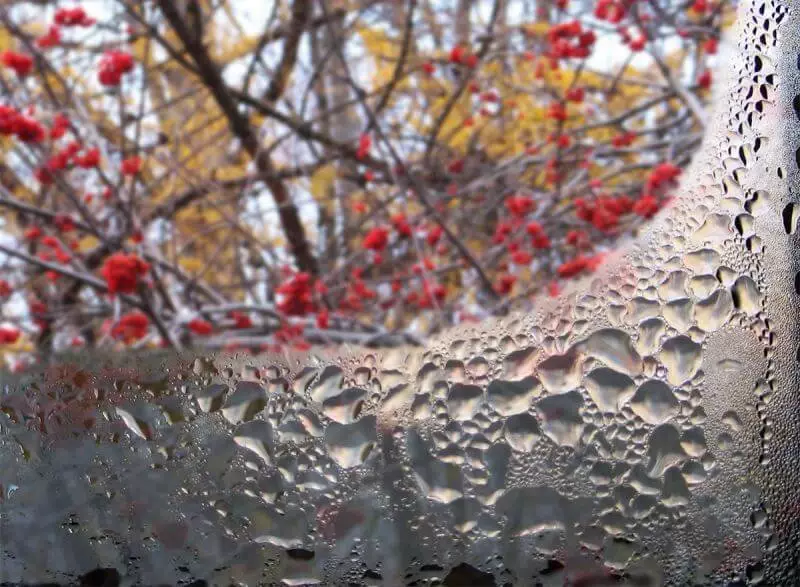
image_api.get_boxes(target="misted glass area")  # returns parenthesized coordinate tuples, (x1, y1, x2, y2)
(0, 0, 799, 585)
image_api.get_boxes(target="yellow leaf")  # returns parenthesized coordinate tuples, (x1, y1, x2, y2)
(77, 236, 100, 253)
(199, 209, 223, 225)
(0, 28, 12, 53)
(4, 336, 31, 353)
(310, 164, 338, 204)
(406, 201, 423, 216)
(180, 257, 203, 273)
(522, 22, 551, 37)
(721, 6, 737, 29)
(358, 26, 400, 87)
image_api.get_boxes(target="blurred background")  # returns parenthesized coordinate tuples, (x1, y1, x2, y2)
(0, 0, 733, 368)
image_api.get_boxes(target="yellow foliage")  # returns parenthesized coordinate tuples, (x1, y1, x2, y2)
(269, 236, 287, 249)
(309, 164, 338, 208)
(586, 126, 617, 144)
(406, 201, 423, 216)
(358, 26, 400, 88)
(0, 27, 11, 53)
(179, 257, 204, 273)
(721, 6, 737, 29)
(212, 35, 260, 66)
(76, 236, 100, 253)
(200, 209, 224, 225)
(522, 22, 551, 38)
(426, 92, 473, 153)
(1, 334, 32, 353)
(481, 124, 514, 159)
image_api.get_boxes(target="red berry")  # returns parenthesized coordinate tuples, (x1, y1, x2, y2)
(0, 51, 33, 76)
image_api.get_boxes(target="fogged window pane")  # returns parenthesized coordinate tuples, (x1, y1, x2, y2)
(2, 0, 800, 585)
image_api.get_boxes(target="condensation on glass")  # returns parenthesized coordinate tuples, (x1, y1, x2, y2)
(2, 0, 800, 585)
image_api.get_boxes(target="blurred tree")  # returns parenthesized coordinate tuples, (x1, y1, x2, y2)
(0, 0, 733, 367)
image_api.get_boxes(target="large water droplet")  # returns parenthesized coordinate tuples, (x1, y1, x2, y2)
(629, 380, 680, 425)
(322, 387, 366, 424)
(694, 289, 734, 332)
(731, 275, 762, 315)
(660, 336, 703, 385)
(221, 381, 266, 425)
(447, 383, 484, 420)
(486, 377, 540, 416)
(584, 368, 636, 412)
(233, 420, 274, 466)
(581, 329, 642, 375)
(537, 391, 585, 448)
(497, 486, 570, 538)
(324, 415, 377, 469)
(408, 429, 464, 504)
(537, 350, 582, 394)
(503, 413, 541, 452)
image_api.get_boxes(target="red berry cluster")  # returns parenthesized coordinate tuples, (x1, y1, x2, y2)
(611, 131, 637, 148)
(230, 311, 253, 329)
(575, 195, 634, 232)
(54, 6, 95, 27)
(37, 26, 62, 49)
(356, 133, 371, 160)
(271, 322, 310, 351)
(0, 51, 33, 76)
(633, 195, 660, 218)
(547, 102, 567, 122)
(120, 155, 142, 175)
(0, 105, 46, 143)
(101, 253, 150, 295)
(111, 311, 149, 343)
(37, 232, 73, 270)
(594, 0, 630, 23)
(187, 318, 213, 336)
(526, 221, 552, 249)
(276, 271, 317, 316)
(449, 45, 480, 68)
(50, 113, 70, 139)
(557, 253, 604, 278)
(362, 226, 390, 252)
(45, 140, 82, 173)
(505, 194, 535, 217)
(644, 162, 681, 196)
(74, 147, 101, 168)
(547, 20, 597, 60)
(98, 50, 135, 86)
(0, 325, 21, 345)
(338, 268, 376, 312)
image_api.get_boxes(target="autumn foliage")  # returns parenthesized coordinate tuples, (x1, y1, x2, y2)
(0, 0, 733, 369)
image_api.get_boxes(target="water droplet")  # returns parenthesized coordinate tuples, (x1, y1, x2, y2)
(503, 413, 541, 452)
(660, 336, 703, 385)
(324, 416, 377, 469)
(630, 380, 680, 425)
(537, 391, 585, 448)
(581, 329, 642, 375)
(537, 350, 582, 394)
(584, 368, 636, 412)
(486, 377, 540, 416)
(447, 383, 484, 420)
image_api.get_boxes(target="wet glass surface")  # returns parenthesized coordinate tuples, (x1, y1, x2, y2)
(3, 0, 800, 584)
